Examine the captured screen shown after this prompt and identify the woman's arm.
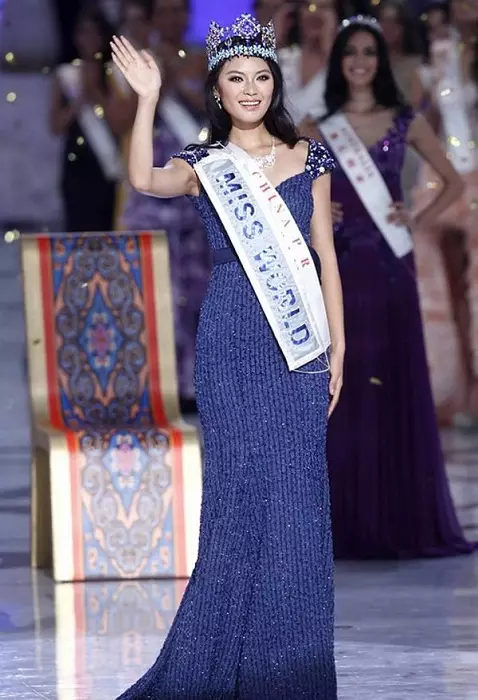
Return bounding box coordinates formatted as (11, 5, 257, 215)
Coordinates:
(311, 174, 345, 415)
(111, 35, 199, 198)
(128, 95, 199, 197)
(408, 113, 464, 228)
(410, 68, 427, 111)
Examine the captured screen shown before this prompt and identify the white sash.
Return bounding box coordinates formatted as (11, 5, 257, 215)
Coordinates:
(57, 63, 124, 181)
(193, 147, 331, 371)
(431, 35, 475, 175)
(321, 113, 413, 258)
(158, 95, 206, 148)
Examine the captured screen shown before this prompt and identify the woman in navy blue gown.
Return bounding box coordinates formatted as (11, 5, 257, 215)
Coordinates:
(111, 13, 344, 699)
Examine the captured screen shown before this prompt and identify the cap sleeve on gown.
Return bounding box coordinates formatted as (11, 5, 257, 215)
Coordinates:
(305, 138, 336, 180)
(171, 146, 210, 167)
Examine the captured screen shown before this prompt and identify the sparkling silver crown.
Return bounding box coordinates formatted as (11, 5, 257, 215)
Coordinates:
(206, 13, 277, 72)
(338, 15, 382, 33)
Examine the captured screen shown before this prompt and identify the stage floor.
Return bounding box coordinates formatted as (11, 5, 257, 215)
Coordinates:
(0, 429, 477, 699)
(0, 557, 477, 699)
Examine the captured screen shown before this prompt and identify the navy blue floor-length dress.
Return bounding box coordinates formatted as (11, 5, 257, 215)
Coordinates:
(118, 138, 338, 699)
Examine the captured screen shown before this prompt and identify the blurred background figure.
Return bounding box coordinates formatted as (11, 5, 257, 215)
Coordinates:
(52, 0, 85, 63)
(376, 0, 424, 207)
(420, 0, 451, 48)
(412, 0, 478, 427)
(120, 0, 211, 409)
(252, 0, 286, 25)
(277, 0, 345, 126)
(376, 0, 423, 103)
(110, 0, 154, 224)
(49, 4, 123, 232)
(119, 0, 153, 48)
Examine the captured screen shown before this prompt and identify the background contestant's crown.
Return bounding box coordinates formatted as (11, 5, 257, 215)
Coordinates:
(206, 13, 277, 72)
(339, 15, 382, 33)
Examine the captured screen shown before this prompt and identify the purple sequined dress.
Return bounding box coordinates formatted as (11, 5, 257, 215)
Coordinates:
(326, 108, 474, 559)
(122, 108, 211, 401)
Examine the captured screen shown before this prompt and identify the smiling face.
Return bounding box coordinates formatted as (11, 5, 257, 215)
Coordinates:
(215, 56, 274, 126)
(341, 30, 379, 89)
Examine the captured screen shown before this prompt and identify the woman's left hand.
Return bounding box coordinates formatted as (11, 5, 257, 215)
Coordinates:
(387, 201, 412, 227)
(328, 346, 344, 417)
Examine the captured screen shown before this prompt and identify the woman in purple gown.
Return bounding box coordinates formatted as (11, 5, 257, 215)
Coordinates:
(315, 17, 475, 558)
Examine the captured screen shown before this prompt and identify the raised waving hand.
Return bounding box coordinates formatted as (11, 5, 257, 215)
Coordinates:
(110, 35, 162, 100)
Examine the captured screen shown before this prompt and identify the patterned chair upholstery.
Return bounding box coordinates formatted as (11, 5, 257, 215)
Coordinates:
(21, 232, 202, 582)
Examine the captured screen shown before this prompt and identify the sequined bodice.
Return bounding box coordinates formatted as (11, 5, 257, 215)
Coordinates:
(173, 139, 335, 251)
(325, 109, 415, 265)
(328, 109, 414, 229)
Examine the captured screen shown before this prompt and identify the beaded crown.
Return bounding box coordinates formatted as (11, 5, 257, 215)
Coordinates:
(206, 13, 277, 72)
(338, 15, 382, 33)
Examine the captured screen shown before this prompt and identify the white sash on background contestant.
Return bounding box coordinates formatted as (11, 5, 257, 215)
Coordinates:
(321, 113, 413, 258)
(431, 33, 475, 175)
(57, 63, 124, 181)
(194, 146, 331, 371)
(158, 94, 207, 149)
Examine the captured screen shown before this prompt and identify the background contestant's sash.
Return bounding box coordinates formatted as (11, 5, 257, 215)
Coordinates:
(158, 95, 206, 149)
(57, 64, 124, 182)
(194, 149, 330, 371)
(431, 35, 475, 175)
(322, 113, 413, 258)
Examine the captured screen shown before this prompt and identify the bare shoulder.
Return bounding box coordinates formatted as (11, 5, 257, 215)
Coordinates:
(277, 139, 309, 170)
(292, 139, 310, 156)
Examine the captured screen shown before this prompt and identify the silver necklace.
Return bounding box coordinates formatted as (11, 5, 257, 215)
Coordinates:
(254, 137, 276, 170)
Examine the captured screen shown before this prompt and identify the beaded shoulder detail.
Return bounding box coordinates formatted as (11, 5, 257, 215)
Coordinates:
(393, 106, 415, 139)
(304, 139, 336, 180)
(171, 147, 210, 168)
(172, 140, 336, 180)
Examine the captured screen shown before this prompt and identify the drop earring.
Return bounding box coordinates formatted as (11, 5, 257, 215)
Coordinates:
(214, 91, 222, 109)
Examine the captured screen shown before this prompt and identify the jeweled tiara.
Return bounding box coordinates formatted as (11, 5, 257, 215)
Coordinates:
(338, 15, 383, 33)
(206, 13, 278, 72)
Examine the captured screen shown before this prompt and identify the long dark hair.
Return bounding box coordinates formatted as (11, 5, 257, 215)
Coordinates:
(376, 0, 423, 56)
(202, 57, 299, 147)
(323, 23, 405, 117)
(75, 4, 114, 62)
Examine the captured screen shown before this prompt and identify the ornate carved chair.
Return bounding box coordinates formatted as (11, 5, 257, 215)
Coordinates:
(21, 232, 202, 582)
